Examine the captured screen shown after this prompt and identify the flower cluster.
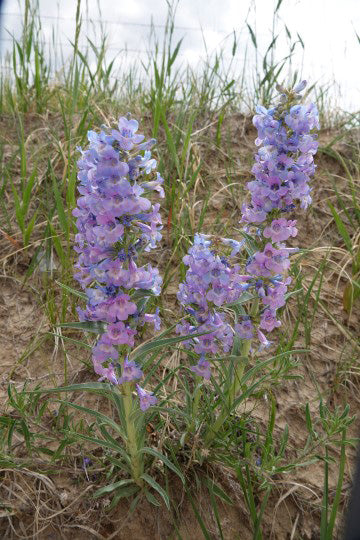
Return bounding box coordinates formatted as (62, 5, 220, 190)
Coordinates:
(239, 80, 319, 344)
(178, 81, 319, 379)
(73, 115, 163, 409)
(242, 80, 319, 225)
(176, 234, 246, 379)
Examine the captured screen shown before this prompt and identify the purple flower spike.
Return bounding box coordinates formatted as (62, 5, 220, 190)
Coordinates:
(177, 233, 248, 360)
(136, 384, 157, 411)
(242, 91, 319, 225)
(73, 114, 164, 384)
(177, 84, 318, 357)
(237, 86, 319, 347)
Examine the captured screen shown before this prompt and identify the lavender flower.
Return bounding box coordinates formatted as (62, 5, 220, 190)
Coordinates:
(73, 114, 162, 409)
(190, 356, 211, 380)
(136, 385, 158, 411)
(257, 330, 273, 351)
(259, 309, 281, 332)
(263, 218, 298, 243)
(118, 358, 143, 384)
(235, 319, 254, 339)
(112, 117, 144, 150)
(106, 322, 137, 346)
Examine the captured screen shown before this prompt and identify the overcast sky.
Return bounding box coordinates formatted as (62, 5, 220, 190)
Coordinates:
(1, 0, 359, 110)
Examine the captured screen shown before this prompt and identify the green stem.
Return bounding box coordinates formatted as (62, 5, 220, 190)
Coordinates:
(122, 382, 143, 487)
(188, 376, 203, 433)
(230, 339, 251, 404)
(204, 339, 251, 445)
(205, 299, 259, 446)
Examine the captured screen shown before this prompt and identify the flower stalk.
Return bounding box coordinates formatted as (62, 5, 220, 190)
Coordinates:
(187, 376, 203, 434)
(73, 114, 164, 483)
(121, 382, 143, 486)
(178, 81, 319, 447)
(204, 340, 250, 445)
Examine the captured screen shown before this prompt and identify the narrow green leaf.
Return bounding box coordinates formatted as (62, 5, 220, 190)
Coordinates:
(246, 23, 257, 48)
(57, 321, 105, 333)
(139, 447, 185, 484)
(10, 181, 24, 233)
(209, 481, 233, 505)
(93, 479, 134, 498)
(46, 333, 92, 350)
(50, 163, 69, 238)
(207, 480, 224, 540)
(253, 486, 271, 539)
(145, 489, 161, 507)
(305, 403, 313, 436)
(130, 332, 208, 362)
(160, 109, 181, 177)
(140, 473, 170, 510)
(225, 292, 255, 307)
(56, 281, 88, 301)
(22, 168, 37, 216)
(57, 400, 125, 437)
(70, 432, 130, 458)
(49, 224, 66, 267)
(30, 381, 113, 395)
(186, 491, 212, 540)
(131, 289, 157, 300)
(328, 202, 353, 253)
(24, 211, 37, 246)
(320, 447, 329, 538)
(327, 430, 347, 539)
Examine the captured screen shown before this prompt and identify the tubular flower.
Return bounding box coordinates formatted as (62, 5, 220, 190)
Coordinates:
(136, 385, 158, 411)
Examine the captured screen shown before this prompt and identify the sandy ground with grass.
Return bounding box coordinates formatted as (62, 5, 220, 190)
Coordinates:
(0, 111, 359, 539)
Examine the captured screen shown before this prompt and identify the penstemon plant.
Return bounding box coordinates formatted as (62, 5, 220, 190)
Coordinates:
(50, 115, 195, 503)
(50, 115, 193, 504)
(71, 115, 164, 485)
(176, 80, 320, 445)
